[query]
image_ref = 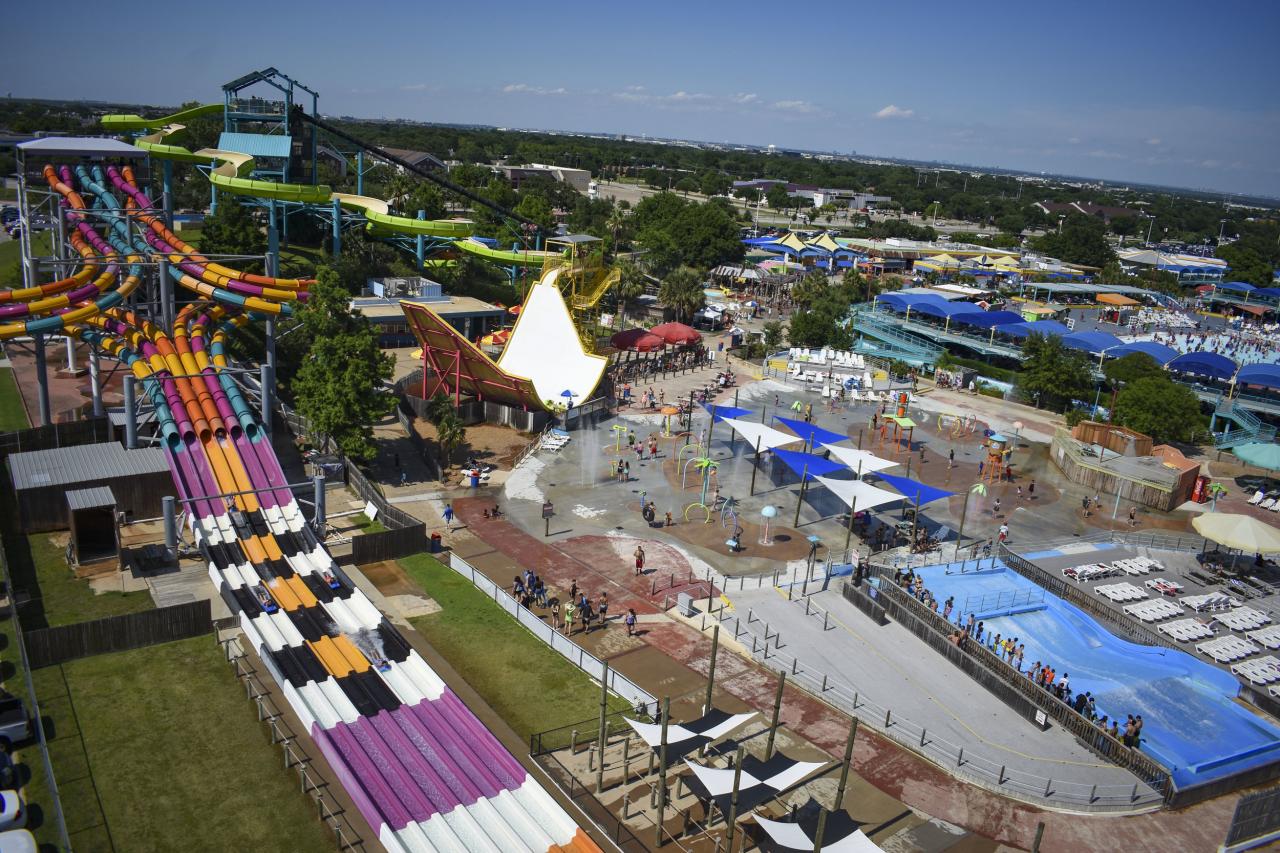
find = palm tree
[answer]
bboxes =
[605,206,627,258]
[658,266,706,323]
[436,412,466,472]
[613,258,647,328]
[790,270,829,308]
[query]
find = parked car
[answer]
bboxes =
[0,791,24,831]
[0,751,13,789]
[0,828,35,853]
[0,695,30,749]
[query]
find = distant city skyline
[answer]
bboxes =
[7,0,1279,197]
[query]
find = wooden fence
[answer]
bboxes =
[0,416,113,460]
[24,599,212,669]
[351,524,428,565]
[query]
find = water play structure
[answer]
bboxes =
[5,73,604,851]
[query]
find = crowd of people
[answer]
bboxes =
[894,569,1147,751]
[1157,328,1280,367]
[511,568,641,637]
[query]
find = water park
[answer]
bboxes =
[1,67,1279,853]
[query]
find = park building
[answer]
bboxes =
[497,162,592,193]
[1116,248,1229,285]
[352,276,505,347]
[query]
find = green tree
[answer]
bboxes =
[435,410,467,470]
[1216,221,1280,287]
[291,267,394,462]
[700,171,731,197]
[613,258,647,327]
[766,184,791,210]
[1017,333,1093,411]
[761,320,785,353]
[1113,376,1205,444]
[1103,353,1164,389]
[1032,214,1116,268]
[657,266,706,322]
[791,270,829,308]
[200,198,265,259]
[674,176,699,195]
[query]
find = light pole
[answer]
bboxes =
[932,201,941,227]
[1145,215,1156,245]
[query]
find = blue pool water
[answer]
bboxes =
[911,559,1280,787]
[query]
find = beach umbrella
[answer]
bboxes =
[1234,442,1280,472]
[610,328,666,352]
[1192,513,1280,554]
[650,322,702,345]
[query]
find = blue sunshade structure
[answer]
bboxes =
[1253,287,1280,299]
[1167,351,1238,381]
[1217,281,1257,293]
[874,472,954,505]
[1062,331,1123,354]
[951,310,1024,329]
[773,448,848,480]
[774,416,848,447]
[877,292,951,313]
[1105,341,1178,365]
[1000,320,1071,339]
[702,402,754,422]
[1236,363,1280,391]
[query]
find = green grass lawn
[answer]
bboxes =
[399,553,629,741]
[352,513,387,534]
[15,530,153,629]
[27,636,334,852]
[0,232,53,288]
[0,367,29,432]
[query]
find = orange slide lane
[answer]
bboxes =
[305,635,370,679]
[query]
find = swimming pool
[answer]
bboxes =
[911,560,1280,788]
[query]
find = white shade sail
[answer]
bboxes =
[822,444,899,475]
[722,418,803,452]
[814,476,903,511]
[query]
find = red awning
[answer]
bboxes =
[1236,303,1270,316]
[610,328,666,352]
[649,322,702,345]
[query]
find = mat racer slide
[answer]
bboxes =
[13,159,600,852]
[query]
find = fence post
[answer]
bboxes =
[957,747,964,767]
[884,708,891,728]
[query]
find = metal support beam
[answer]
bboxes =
[158,259,173,332]
[654,697,671,848]
[416,210,426,268]
[123,374,137,449]
[265,317,277,373]
[312,476,327,529]
[162,496,177,558]
[596,662,610,794]
[88,345,103,417]
[268,199,281,274]
[766,671,786,758]
[331,198,342,258]
[33,333,51,427]
[162,159,174,231]
[259,364,273,435]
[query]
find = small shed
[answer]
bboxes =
[9,442,172,533]
[66,487,120,574]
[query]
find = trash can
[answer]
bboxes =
[470,470,480,488]
[430,532,442,553]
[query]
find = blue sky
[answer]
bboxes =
[8,0,1280,196]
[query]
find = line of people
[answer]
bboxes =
[512,569,641,637]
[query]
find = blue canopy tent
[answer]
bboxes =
[999,320,1071,339]
[774,416,848,448]
[773,448,847,479]
[1253,287,1280,300]
[1167,351,1238,382]
[1235,363,1280,392]
[910,299,973,323]
[1216,281,1257,294]
[1104,341,1177,365]
[702,403,754,423]
[874,473,954,505]
[951,310,1024,329]
[1062,330,1123,355]
[877,292,952,315]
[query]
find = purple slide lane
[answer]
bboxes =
[316,723,415,831]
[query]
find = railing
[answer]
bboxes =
[446,554,656,712]
[1050,429,1176,496]
[849,307,944,359]
[217,633,365,850]
[715,583,1166,810]
[961,587,1045,617]
[531,748,650,853]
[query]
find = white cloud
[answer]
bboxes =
[772,99,819,114]
[502,83,567,96]
[1146,137,1162,145]
[730,92,759,105]
[1085,149,1127,160]
[874,104,914,119]
[1067,137,1081,144]
[400,83,431,92]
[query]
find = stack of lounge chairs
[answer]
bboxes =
[1215,606,1272,632]
[1145,577,1185,596]
[1096,582,1148,603]
[788,348,868,370]
[1124,598,1183,622]
[1230,656,1280,685]
[1197,635,1260,663]
[1246,625,1280,650]
[1180,592,1240,612]
[1113,557,1161,575]
[540,428,571,452]
[1064,564,1114,582]
[1158,618,1214,642]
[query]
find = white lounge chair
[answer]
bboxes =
[1248,490,1266,506]
[1247,625,1280,650]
